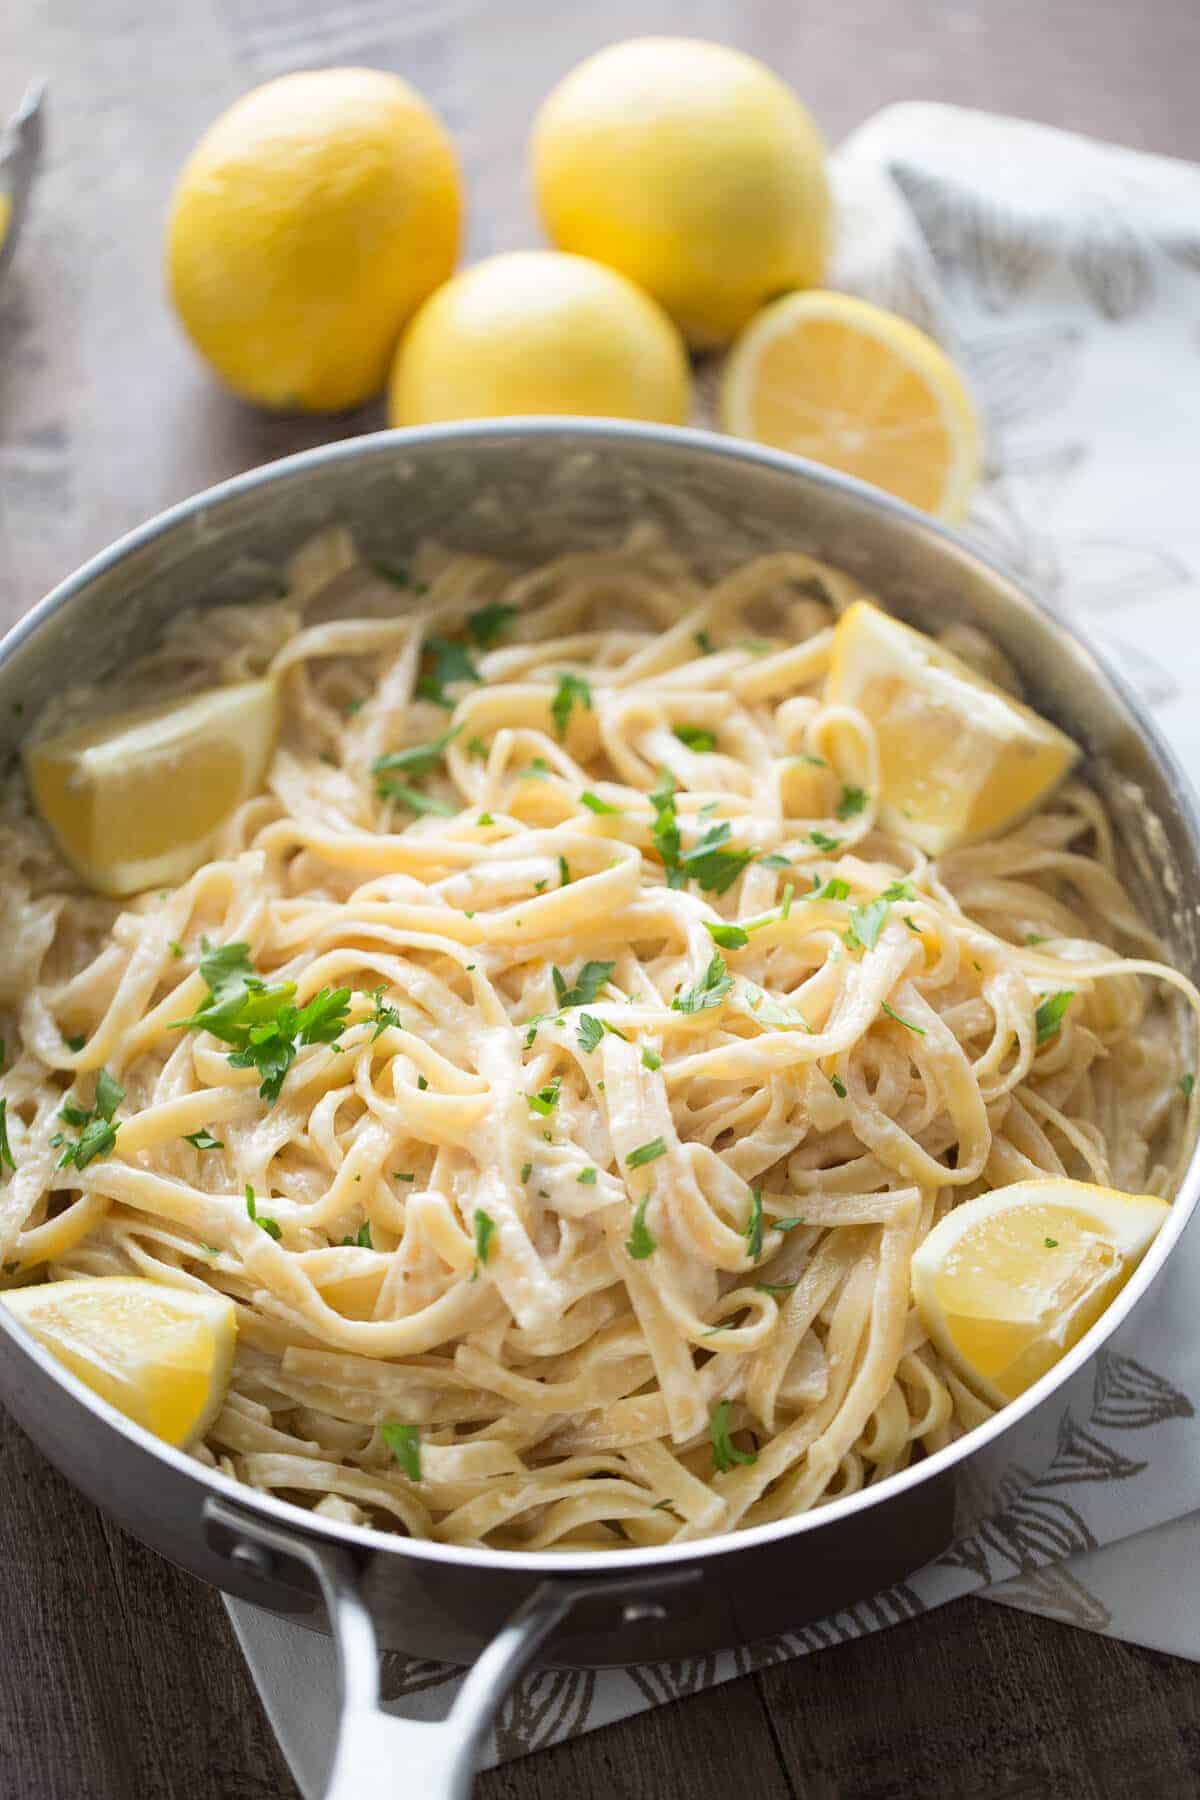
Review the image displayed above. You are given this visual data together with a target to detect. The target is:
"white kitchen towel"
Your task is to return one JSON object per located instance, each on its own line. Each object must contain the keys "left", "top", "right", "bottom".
{"left": 227, "top": 103, "right": 1200, "bottom": 1790}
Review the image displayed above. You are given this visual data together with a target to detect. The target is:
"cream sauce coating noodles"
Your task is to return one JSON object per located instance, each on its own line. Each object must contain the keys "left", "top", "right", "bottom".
{"left": 2, "top": 525, "right": 1196, "bottom": 1549}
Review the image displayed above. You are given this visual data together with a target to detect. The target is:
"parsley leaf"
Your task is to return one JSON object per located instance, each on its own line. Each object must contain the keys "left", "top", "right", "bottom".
{"left": 376, "top": 780, "right": 455, "bottom": 816}
{"left": 672, "top": 953, "right": 733, "bottom": 1015}
{"left": 341, "top": 1220, "right": 373, "bottom": 1248}
{"left": 649, "top": 768, "right": 682, "bottom": 885}
{"left": 416, "top": 637, "right": 481, "bottom": 708}
{"left": 245, "top": 1183, "right": 282, "bottom": 1241}
{"left": 694, "top": 630, "right": 716, "bottom": 655}
{"left": 368, "top": 986, "right": 401, "bottom": 1040}
{"left": 705, "top": 920, "right": 749, "bottom": 949}
{"left": 472, "top": 1207, "right": 495, "bottom": 1278}
{"left": 558, "top": 854, "right": 571, "bottom": 887}
{"left": 552, "top": 960, "right": 615, "bottom": 1009}
{"left": 1044, "top": 1236, "right": 1059, "bottom": 1250}
{"left": 381, "top": 1420, "right": 422, "bottom": 1480}
{"left": 710, "top": 1400, "right": 757, "bottom": 1473}
{"left": 0, "top": 1099, "right": 14, "bottom": 1171}
{"left": 94, "top": 1068, "right": 124, "bottom": 1123}
{"left": 808, "top": 830, "right": 842, "bottom": 853}
{"left": 184, "top": 1128, "right": 224, "bottom": 1151}
{"left": 758, "top": 852, "right": 792, "bottom": 870}
{"left": 370, "top": 558, "right": 413, "bottom": 588}
{"left": 577, "top": 1166, "right": 598, "bottom": 1185}
{"left": 1180, "top": 1073, "right": 1195, "bottom": 1099}
{"left": 809, "top": 876, "right": 850, "bottom": 902}
{"left": 627, "top": 1137, "right": 667, "bottom": 1169}
{"left": 881, "top": 880, "right": 917, "bottom": 902}
{"left": 847, "top": 898, "right": 890, "bottom": 951}
{"left": 527, "top": 1081, "right": 561, "bottom": 1116}
{"left": 550, "top": 672, "right": 592, "bottom": 740}
{"left": 625, "top": 1194, "right": 656, "bottom": 1259}
{"left": 579, "top": 791, "right": 622, "bottom": 815}
{"left": 641, "top": 1046, "right": 662, "bottom": 1071}
{"left": 371, "top": 725, "right": 460, "bottom": 782}
{"left": 466, "top": 601, "right": 517, "bottom": 649}
{"left": 64, "top": 1033, "right": 86, "bottom": 1053}
{"left": 673, "top": 724, "right": 717, "bottom": 752}
{"left": 576, "top": 1013, "right": 604, "bottom": 1053}
{"left": 756, "top": 1279, "right": 799, "bottom": 1297}
{"left": 1035, "top": 990, "right": 1074, "bottom": 1046}
{"left": 881, "top": 1000, "right": 926, "bottom": 1035}
{"left": 829, "top": 1073, "right": 848, "bottom": 1099}
{"left": 174, "top": 946, "right": 352, "bottom": 1104}
{"left": 836, "top": 785, "right": 868, "bottom": 821}
{"left": 744, "top": 1188, "right": 764, "bottom": 1260}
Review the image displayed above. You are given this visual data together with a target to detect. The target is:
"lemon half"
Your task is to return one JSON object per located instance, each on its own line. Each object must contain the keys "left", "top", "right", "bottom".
{"left": 26, "top": 678, "right": 279, "bottom": 896}
{"left": 721, "top": 290, "right": 981, "bottom": 521}
{"left": 827, "top": 600, "right": 1078, "bottom": 853}
{"left": 912, "top": 1180, "right": 1170, "bottom": 1405}
{"left": 1, "top": 1277, "right": 237, "bottom": 1446}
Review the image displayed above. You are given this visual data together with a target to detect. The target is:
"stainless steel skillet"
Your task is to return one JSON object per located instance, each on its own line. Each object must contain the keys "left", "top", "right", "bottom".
{"left": 1, "top": 421, "right": 1196, "bottom": 1800}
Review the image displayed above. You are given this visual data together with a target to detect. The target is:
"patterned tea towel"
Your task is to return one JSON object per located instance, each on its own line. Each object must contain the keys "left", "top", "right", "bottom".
{"left": 228, "top": 103, "right": 1200, "bottom": 1789}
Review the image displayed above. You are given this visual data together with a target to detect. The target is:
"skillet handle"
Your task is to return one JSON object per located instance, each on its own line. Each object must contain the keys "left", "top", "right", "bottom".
{"left": 205, "top": 1495, "right": 701, "bottom": 1799}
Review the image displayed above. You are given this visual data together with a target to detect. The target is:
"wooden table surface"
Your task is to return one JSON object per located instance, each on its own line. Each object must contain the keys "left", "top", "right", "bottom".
{"left": 4, "top": 3, "right": 1200, "bottom": 1796}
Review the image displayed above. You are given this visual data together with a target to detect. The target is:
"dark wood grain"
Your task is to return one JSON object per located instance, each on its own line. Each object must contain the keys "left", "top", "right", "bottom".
{"left": 5, "top": 1, "right": 1200, "bottom": 1796}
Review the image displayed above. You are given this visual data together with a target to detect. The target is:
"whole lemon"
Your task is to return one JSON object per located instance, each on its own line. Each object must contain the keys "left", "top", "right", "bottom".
{"left": 167, "top": 68, "right": 461, "bottom": 412}
{"left": 388, "top": 251, "right": 690, "bottom": 426}
{"left": 531, "top": 38, "right": 830, "bottom": 349}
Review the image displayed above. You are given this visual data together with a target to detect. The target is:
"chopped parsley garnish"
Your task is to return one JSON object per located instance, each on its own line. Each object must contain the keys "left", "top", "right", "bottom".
{"left": 881, "top": 880, "right": 917, "bottom": 902}
{"left": 1035, "top": 990, "right": 1074, "bottom": 1046}
{"left": 393, "top": 1171, "right": 415, "bottom": 1182}
{"left": 65, "top": 1034, "right": 86, "bottom": 1053}
{"left": 577, "top": 1166, "right": 598, "bottom": 1185}
{"left": 627, "top": 1137, "right": 667, "bottom": 1169}
{"left": 1180, "top": 1074, "right": 1195, "bottom": 1099}
{"left": 673, "top": 724, "right": 717, "bottom": 752}
{"left": 744, "top": 1188, "right": 764, "bottom": 1260}
{"left": 550, "top": 672, "right": 592, "bottom": 740}
{"left": 466, "top": 601, "right": 517, "bottom": 648}
{"left": 809, "top": 876, "right": 850, "bottom": 903}
{"left": 0, "top": 1099, "right": 14, "bottom": 1171}
{"left": 371, "top": 724, "right": 459, "bottom": 783}
{"left": 781, "top": 883, "right": 794, "bottom": 920}
{"left": 672, "top": 953, "right": 733, "bottom": 1015}
{"left": 710, "top": 1400, "right": 757, "bottom": 1474}
{"left": 808, "top": 830, "right": 841, "bottom": 853}
{"left": 476, "top": 813, "right": 494, "bottom": 827}
{"left": 694, "top": 630, "right": 716, "bottom": 654}
{"left": 171, "top": 942, "right": 352, "bottom": 1105}
{"left": 903, "top": 915, "right": 923, "bottom": 935}
{"left": 625, "top": 1193, "right": 656, "bottom": 1259}
{"left": 371, "top": 558, "right": 413, "bottom": 588}
{"left": 519, "top": 1162, "right": 532, "bottom": 1183}
{"left": 168, "top": 940, "right": 185, "bottom": 959}
{"left": 641, "top": 1046, "right": 662, "bottom": 1071}
{"left": 576, "top": 1013, "right": 604, "bottom": 1054}
{"left": 847, "top": 898, "right": 890, "bottom": 951}
{"left": 797, "top": 752, "right": 827, "bottom": 768}
{"left": 245, "top": 1183, "right": 281, "bottom": 1241}
{"left": 558, "top": 855, "right": 571, "bottom": 887}
{"left": 552, "top": 960, "right": 614, "bottom": 1009}
{"left": 676, "top": 819, "right": 753, "bottom": 895}
{"left": 523, "top": 756, "right": 550, "bottom": 780}
{"left": 341, "top": 1220, "right": 373, "bottom": 1248}
{"left": 472, "top": 1207, "right": 496, "bottom": 1279}
{"left": 756, "top": 1279, "right": 799, "bottom": 1297}
{"left": 773, "top": 1217, "right": 806, "bottom": 1232}
{"left": 377, "top": 781, "right": 455, "bottom": 816}
{"left": 829, "top": 1073, "right": 848, "bottom": 1098}
{"left": 579, "top": 790, "right": 622, "bottom": 815}
{"left": 836, "top": 786, "right": 868, "bottom": 821}
{"left": 705, "top": 920, "right": 749, "bottom": 950}
{"left": 56, "top": 1068, "right": 124, "bottom": 1170}
{"left": 381, "top": 1420, "right": 422, "bottom": 1480}
{"left": 466, "top": 736, "right": 488, "bottom": 761}
{"left": 346, "top": 697, "right": 367, "bottom": 716}
{"left": 758, "top": 852, "right": 792, "bottom": 870}
{"left": 183, "top": 1128, "right": 224, "bottom": 1151}
{"left": 704, "top": 1321, "right": 739, "bottom": 1336}
{"left": 1044, "top": 1237, "right": 1059, "bottom": 1249}
{"left": 1025, "top": 933, "right": 1047, "bottom": 946}
{"left": 528, "top": 1081, "right": 561, "bottom": 1116}
{"left": 417, "top": 1075, "right": 429, "bottom": 1091}
{"left": 368, "top": 987, "right": 401, "bottom": 1040}
{"left": 416, "top": 637, "right": 481, "bottom": 708}
{"left": 881, "top": 1000, "right": 926, "bottom": 1035}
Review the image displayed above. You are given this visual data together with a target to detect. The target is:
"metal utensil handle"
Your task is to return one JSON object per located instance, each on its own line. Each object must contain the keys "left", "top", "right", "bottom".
{"left": 206, "top": 1496, "right": 701, "bottom": 1800}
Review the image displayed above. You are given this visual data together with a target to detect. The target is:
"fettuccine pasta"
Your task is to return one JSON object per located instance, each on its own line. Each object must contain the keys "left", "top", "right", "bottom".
{"left": 1, "top": 524, "right": 1194, "bottom": 1548}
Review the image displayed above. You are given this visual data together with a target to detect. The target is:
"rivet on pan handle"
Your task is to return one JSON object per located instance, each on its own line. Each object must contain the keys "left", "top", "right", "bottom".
{"left": 205, "top": 1494, "right": 701, "bottom": 1800}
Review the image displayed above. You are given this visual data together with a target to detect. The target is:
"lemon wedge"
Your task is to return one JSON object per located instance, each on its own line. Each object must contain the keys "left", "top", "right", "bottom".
{"left": 1, "top": 1277, "right": 237, "bottom": 1446}
{"left": 826, "top": 600, "right": 1078, "bottom": 853}
{"left": 912, "top": 1180, "right": 1170, "bottom": 1405}
{"left": 25, "top": 678, "right": 279, "bottom": 896}
{"left": 720, "top": 290, "right": 981, "bottom": 521}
